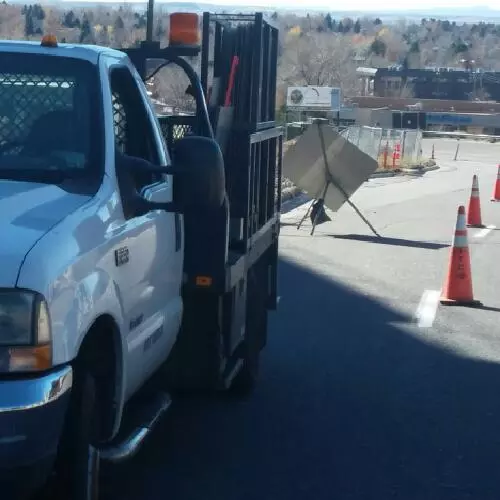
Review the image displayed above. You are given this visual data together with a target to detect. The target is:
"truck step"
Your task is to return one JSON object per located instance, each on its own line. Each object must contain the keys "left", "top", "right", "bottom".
{"left": 221, "top": 357, "right": 244, "bottom": 390}
{"left": 100, "top": 392, "right": 171, "bottom": 464}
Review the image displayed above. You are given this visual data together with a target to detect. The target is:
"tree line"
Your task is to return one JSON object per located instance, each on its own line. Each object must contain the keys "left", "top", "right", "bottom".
{"left": 3, "top": 4, "right": 500, "bottom": 108}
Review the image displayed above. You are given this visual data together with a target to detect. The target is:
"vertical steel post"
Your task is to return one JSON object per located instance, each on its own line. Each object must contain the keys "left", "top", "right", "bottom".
{"left": 146, "top": 0, "right": 155, "bottom": 42}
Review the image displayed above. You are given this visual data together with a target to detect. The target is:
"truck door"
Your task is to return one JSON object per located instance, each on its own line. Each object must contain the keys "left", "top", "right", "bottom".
{"left": 108, "top": 63, "right": 183, "bottom": 397}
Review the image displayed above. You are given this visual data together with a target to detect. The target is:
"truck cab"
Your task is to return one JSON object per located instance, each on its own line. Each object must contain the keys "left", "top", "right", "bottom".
{"left": 0, "top": 38, "right": 201, "bottom": 497}
{"left": 1, "top": 11, "right": 281, "bottom": 500}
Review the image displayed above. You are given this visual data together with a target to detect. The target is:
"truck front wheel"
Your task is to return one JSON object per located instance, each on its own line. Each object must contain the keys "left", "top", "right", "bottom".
{"left": 41, "top": 370, "right": 101, "bottom": 500}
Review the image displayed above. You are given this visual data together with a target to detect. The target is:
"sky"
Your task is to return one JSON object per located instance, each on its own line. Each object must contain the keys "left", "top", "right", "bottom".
{"left": 146, "top": 0, "right": 500, "bottom": 9}
{"left": 67, "top": 0, "right": 500, "bottom": 9}
{"left": 64, "top": 0, "right": 500, "bottom": 14}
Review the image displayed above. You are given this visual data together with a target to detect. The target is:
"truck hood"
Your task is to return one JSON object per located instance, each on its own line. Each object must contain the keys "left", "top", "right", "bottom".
{"left": 0, "top": 180, "right": 91, "bottom": 287}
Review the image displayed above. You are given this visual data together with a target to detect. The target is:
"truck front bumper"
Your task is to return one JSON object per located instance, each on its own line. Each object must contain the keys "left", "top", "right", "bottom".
{"left": 0, "top": 365, "right": 73, "bottom": 498}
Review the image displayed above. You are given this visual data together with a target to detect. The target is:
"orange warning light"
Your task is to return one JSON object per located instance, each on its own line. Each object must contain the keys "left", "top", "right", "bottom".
{"left": 41, "top": 34, "right": 58, "bottom": 47}
{"left": 195, "top": 276, "right": 213, "bottom": 287}
{"left": 169, "top": 13, "right": 200, "bottom": 46}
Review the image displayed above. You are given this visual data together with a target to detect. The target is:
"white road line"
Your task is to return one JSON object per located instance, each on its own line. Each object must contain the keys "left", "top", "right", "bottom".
{"left": 415, "top": 290, "right": 441, "bottom": 328}
{"left": 474, "top": 225, "right": 496, "bottom": 238}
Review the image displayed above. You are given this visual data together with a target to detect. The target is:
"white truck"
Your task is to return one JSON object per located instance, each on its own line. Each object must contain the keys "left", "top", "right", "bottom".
{"left": 0, "top": 10, "right": 282, "bottom": 500}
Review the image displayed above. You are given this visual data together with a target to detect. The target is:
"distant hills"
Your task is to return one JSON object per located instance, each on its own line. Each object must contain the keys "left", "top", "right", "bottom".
{"left": 322, "top": 6, "right": 500, "bottom": 20}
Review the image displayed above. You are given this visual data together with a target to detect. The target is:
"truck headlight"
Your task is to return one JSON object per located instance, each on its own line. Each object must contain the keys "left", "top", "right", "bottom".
{"left": 0, "top": 291, "right": 52, "bottom": 372}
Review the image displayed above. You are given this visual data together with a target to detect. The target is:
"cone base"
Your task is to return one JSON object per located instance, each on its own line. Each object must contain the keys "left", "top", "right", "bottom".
{"left": 440, "top": 297, "right": 483, "bottom": 307}
{"left": 467, "top": 223, "right": 486, "bottom": 228}
{"left": 491, "top": 198, "right": 500, "bottom": 202}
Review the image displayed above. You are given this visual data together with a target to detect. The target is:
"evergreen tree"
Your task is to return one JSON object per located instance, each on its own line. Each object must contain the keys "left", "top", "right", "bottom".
{"left": 325, "top": 13, "right": 333, "bottom": 31}
{"left": 114, "top": 15, "right": 124, "bottom": 30}
{"left": 79, "top": 17, "right": 93, "bottom": 43}
{"left": 370, "top": 38, "right": 386, "bottom": 56}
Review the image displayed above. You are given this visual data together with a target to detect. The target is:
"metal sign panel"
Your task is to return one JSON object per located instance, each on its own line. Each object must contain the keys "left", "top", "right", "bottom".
{"left": 283, "top": 123, "right": 378, "bottom": 213}
{"left": 286, "top": 86, "right": 334, "bottom": 109}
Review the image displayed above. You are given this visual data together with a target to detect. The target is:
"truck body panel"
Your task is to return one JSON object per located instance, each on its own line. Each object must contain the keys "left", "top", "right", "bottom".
{"left": 0, "top": 180, "right": 89, "bottom": 287}
{"left": 0, "top": 40, "right": 122, "bottom": 63}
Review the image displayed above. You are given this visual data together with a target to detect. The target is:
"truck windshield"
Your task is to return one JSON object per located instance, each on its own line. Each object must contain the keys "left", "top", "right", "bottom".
{"left": 0, "top": 52, "right": 102, "bottom": 183}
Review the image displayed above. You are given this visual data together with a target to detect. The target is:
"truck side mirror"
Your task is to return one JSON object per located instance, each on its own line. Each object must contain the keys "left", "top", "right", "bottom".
{"left": 173, "top": 135, "right": 225, "bottom": 210}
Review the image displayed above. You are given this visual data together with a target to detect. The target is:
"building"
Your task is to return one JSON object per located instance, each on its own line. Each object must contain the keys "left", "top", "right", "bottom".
{"left": 357, "top": 67, "right": 500, "bottom": 101}
{"left": 346, "top": 96, "right": 500, "bottom": 113}
{"left": 344, "top": 97, "right": 500, "bottom": 135}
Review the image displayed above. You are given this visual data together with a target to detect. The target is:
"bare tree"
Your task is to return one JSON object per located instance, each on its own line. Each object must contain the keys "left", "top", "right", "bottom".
{"left": 151, "top": 65, "right": 196, "bottom": 114}
{"left": 0, "top": 4, "right": 24, "bottom": 40}
{"left": 3, "top": 5, "right": 500, "bottom": 106}
{"left": 279, "top": 32, "right": 360, "bottom": 95}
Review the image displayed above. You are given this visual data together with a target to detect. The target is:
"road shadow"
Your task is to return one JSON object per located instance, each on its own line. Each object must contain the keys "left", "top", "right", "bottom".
{"left": 478, "top": 304, "right": 500, "bottom": 313}
{"left": 331, "top": 233, "right": 449, "bottom": 250}
{"left": 101, "top": 258, "right": 500, "bottom": 500}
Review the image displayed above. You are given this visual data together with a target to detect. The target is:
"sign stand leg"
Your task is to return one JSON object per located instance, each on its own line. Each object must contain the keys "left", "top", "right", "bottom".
{"left": 297, "top": 198, "right": 315, "bottom": 230}
{"left": 316, "top": 122, "right": 381, "bottom": 238}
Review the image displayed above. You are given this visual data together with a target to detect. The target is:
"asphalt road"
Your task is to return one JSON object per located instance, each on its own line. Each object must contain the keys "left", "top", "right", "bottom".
{"left": 102, "top": 138, "right": 500, "bottom": 500}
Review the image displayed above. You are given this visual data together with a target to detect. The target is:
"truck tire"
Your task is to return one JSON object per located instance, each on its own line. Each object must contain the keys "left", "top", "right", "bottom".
{"left": 41, "top": 370, "right": 101, "bottom": 500}
{"left": 230, "top": 266, "right": 268, "bottom": 396}
{"left": 230, "top": 337, "right": 260, "bottom": 396}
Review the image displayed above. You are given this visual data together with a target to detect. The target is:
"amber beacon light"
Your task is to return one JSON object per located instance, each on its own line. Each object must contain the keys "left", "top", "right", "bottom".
{"left": 169, "top": 13, "right": 200, "bottom": 46}
{"left": 41, "top": 34, "right": 58, "bottom": 47}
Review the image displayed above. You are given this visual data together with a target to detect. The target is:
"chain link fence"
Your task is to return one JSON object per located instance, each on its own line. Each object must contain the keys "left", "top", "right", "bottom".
{"left": 341, "top": 126, "right": 423, "bottom": 170}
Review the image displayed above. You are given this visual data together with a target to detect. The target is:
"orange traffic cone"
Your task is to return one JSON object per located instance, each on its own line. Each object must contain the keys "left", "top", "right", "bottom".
{"left": 440, "top": 205, "right": 482, "bottom": 307}
{"left": 467, "top": 174, "right": 485, "bottom": 228}
{"left": 491, "top": 165, "right": 500, "bottom": 201}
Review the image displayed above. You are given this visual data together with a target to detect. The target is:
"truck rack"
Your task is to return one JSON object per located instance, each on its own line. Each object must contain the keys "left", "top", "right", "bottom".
{"left": 129, "top": 12, "right": 283, "bottom": 302}
{"left": 124, "top": 9, "right": 283, "bottom": 390}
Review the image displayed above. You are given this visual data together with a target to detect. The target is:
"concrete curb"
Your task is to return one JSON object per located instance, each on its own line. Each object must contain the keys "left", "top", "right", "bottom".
{"left": 370, "top": 170, "right": 397, "bottom": 178}
{"left": 370, "top": 163, "right": 439, "bottom": 179}
{"left": 401, "top": 165, "right": 440, "bottom": 175}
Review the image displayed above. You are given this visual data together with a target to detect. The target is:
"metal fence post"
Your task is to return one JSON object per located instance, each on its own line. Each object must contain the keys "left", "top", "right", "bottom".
{"left": 401, "top": 130, "right": 406, "bottom": 166}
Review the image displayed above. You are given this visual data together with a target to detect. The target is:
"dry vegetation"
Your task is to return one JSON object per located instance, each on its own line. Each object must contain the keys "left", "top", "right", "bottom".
{"left": 7, "top": 4, "right": 500, "bottom": 109}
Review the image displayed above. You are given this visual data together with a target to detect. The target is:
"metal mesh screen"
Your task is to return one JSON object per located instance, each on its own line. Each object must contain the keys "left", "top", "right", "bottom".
{"left": 0, "top": 74, "right": 74, "bottom": 147}
{"left": 112, "top": 92, "right": 127, "bottom": 153}
{"left": 172, "top": 124, "right": 191, "bottom": 141}
{"left": 157, "top": 115, "right": 195, "bottom": 149}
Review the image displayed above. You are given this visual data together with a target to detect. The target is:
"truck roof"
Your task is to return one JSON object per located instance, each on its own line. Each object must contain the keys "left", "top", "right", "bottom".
{"left": 0, "top": 40, "right": 127, "bottom": 64}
